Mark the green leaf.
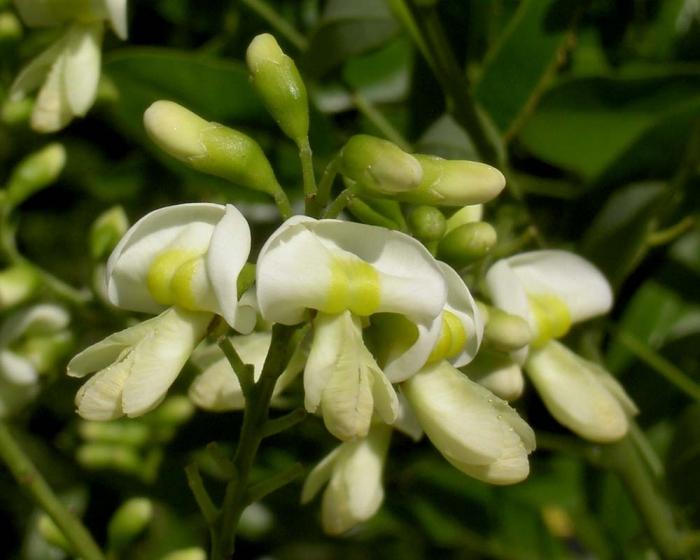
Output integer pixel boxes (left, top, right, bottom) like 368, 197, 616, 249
302, 0, 399, 78
582, 182, 663, 288
474, 0, 581, 137
517, 70, 700, 185
666, 403, 700, 524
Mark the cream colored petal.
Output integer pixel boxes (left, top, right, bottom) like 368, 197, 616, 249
188, 358, 245, 411
0, 351, 39, 418
232, 288, 258, 335
9, 37, 65, 101
381, 315, 441, 384
392, 390, 423, 441
104, 0, 128, 39
63, 23, 103, 116
121, 308, 211, 417
464, 349, 524, 401
74, 356, 132, 420
0, 303, 69, 347
525, 340, 628, 442
300, 446, 342, 504
485, 259, 532, 327
31, 49, 73, 133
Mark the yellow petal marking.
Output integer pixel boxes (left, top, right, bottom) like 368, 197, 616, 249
427, 310, 467, 364
528, 293, 571, 347
146, 248, 201, 306
325, 257, 381, 316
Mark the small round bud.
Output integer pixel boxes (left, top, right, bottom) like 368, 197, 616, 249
90, 205, 129, 260
408, 206, 445, 242
445, 204, 483, 233
484, 307, 533, 352
144, 101, 283, 196
0, 264, 41, 309
160, 548, 207, 560
340, 135, 422, 195
0, 12, 22, 42
145, 395, 194, 427
398, 154, 505, 206
76, 443, 142, 474
247, 33, 309, 144
7, 143, 66, 207
107, 497, 154, 550
38, 514, 72, 552
437, 221, 497, 264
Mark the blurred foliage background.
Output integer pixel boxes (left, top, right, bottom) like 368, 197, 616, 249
1, 0, 700, 558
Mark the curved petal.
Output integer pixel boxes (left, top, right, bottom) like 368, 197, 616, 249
232, 288, 257, 335
505, 251, 613, 323
485, 259, 532, 327
463, 349, 524, 401
9, 37, 65, 101
0, 304, 69, 346
104, 0, 128, 39
301, 446, 342, 504
525, 340, 628, 442
107, 203, 225, 313
31, 48, 73, 133
74, 352, 132, 420
121, 308, 211, 417
63, 23, 103, 116
380, 315, 441, 383
0, 351, 39, 417
206, 204, 251, 328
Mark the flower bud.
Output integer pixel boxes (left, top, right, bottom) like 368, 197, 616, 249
340, 135, 423, 195
107, 497, 153, 550
6, 143, 66, 208
0, 264, 41, 309
437, 221, 497, 264
397, 154, 505, 206
90, 205, 129, 260
15, 331, 73, 373
445, 204, 483, 233
1, 97, 33, 125
144, 101, 282, 196
78, 420, 151, 446
247, 33, 309, 144
0, 12, 22, 42
145, 395, 195, 426
483, 307, 533, 353
408, 206, 446, 242
38, 513, 71, 552
160, 548, 206, 560
76, 443, 142, 473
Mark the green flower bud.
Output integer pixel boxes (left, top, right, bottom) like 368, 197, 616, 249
1, 97, 33, 125
0, 12, 22, 42
78, 420, 151, 446
89, 205, 129, 260
408, 206, 445, 242
144, 101, 283, 196
445, 204, 483, 233
144, 395, 194, 427
247, 33, 309, 145
437, 221, 497, 264
107, 497, 153, 550
0, 264, 41, 309
38, 514, 72, 552
340, 135, 422, 195
6, 143, 66, 208
397, 154, 505, 206
484, 307, 533, 352
15, 331, 73, 373
161, 548, 207, 560
76, 443, 142, 474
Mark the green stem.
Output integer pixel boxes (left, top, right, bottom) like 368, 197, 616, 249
322, 188, 355, 219
239, 0, 308, 51
316, 153, 341, 210
0, 421, 105, 560
271, 188, 294, 220
212, 323, 298, 559
185, 463, 219, 525
351, 90, 411, 151
611, 327, 700, 402
218, 337, 255, 399
298, 137, 319, 216
246, 462, 304, 503
602, 436, 685, 559
647, 215, 696, 247
262, 408, 306, 438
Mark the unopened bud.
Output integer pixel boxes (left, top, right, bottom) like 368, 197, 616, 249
90, 206, 129, 260
144, 101, 282, 196
408, 206, 445, 242
160, 548, 207, 560
78, 420, 151, 446
398, 154, 505, 206
16, 331, 73, 373
1, 97, 33, 125
144, 395, 194, 427
464, 349, 524, 401
247, 33, 309, 144
0, 264, 41, 309
76, 443, 142, 474
445, 204, 483, 233
484, 307, 532, 352
107, 497, 153, 550
38, 514, 72, 552
437, 221, 497, 264
340, 135, 422, 195
6, 143, 66, 208
0, 12, 22, 42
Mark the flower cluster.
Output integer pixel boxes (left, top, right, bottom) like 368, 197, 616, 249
65, 32, 636, 537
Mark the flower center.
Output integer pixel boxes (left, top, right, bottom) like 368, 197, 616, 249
427, 310, 467, 364
324, 257, 381, 316
146, 248, 204, 306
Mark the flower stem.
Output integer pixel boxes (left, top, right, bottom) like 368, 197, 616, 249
316, 153, 341, 210
0, 421, 105, 560
322, 188, 355, 219
212, 323, 298, 559
298, 137, 319, 216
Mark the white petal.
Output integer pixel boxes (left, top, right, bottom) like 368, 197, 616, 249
402, 361, 506, 464
107, 203, 225, 313
121, 308, 211, 417
525, 340, 628, 442
74, 353, 131, 420
9, 38, 65, 101
232, 288, 258, 335
393, 390, 423, 441
188, 357, 246, 411
31, 48, 73, 133
505, 250, 613, 323
463, 349, 524, 401
0, 350, 38, 384
378, 314, 441, 383
206, 205, 251, 328
104, 0, 128, 39
63, 23, 103, 116
0, 304, 69, 347
301, 446, 342, 504
485, 259, 532, 327
439, 262, 483, 367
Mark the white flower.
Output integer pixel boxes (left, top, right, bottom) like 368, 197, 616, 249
0, 303, 70, 417
256, 217, 447, 440
10, 0, 127, 132
301, 424, 391, 534
68, 307, 211, 420
463, 349, 524, 402
485, 250, 613, 356
107, 203, 253, 331
526, 340, 637, 442
402, 361, 535, 485
188, 328, 307, 411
